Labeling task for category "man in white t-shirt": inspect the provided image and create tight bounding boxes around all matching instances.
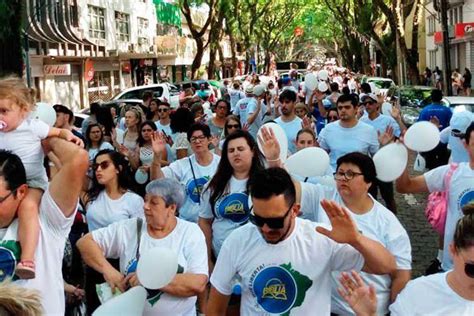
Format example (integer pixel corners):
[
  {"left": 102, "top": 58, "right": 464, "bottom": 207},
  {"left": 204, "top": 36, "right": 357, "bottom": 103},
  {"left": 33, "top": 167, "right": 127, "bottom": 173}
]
[
  {"left": 396, "top": 122, "right": 474, "bottom": 271},
  {"left": 154, "top": 101, "right": 172, "bottom": 136},
  {"left": 228, "top": 81, "right": 246, "bottom": 112},
  {"left": 274, "top": 89, "right": 303, "bottom": 154},
  {"left": 318, "top": 94, "right": 380, "bottom": 170},
  {"left": 207, "top": 168, "right": 396, "bottom": 315},
  {"left": 233, "top": 86, "right": 260, "bottom": 138},
  {"left": 0, "top": 138, "right": 88, "bottom": 314}
]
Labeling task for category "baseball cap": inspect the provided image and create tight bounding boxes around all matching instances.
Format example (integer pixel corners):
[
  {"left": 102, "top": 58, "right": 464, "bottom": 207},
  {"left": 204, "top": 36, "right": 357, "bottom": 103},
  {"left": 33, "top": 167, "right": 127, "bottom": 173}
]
[
  {"left": 360, "top": 93, "right": 377, "bottom": 103},
  {"left": 253, "top": 85, "right": 266, "bottom": 97},
  {"left": 53, "top": 104, "right": 73, "bottom": 117},
  {"left": 245, "top": 85, "right": 254, "bottom": 94},
  {"left": 450, "top": 111, "right": 474, "bottom": 138}
]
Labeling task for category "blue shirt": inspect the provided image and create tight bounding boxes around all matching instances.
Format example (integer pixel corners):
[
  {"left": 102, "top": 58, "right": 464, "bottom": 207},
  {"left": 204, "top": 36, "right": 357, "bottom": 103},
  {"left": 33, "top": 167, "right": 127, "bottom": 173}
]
[
  {"left": 417, "top": 103, "right": 452, "bottom": 130},
  {"left": 360, "top": 114, "right": 401, "bottom": 138}
]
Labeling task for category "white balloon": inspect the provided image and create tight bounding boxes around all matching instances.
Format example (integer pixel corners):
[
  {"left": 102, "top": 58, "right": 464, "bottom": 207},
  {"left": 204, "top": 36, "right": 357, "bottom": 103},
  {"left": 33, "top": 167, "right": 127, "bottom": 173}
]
[
  {"left": 93, "top": 286, "right": 147, "bottom": 316},
  {"left": 318, "top": 69, "right": 329, "bottom": 81},
  {"left": 257, "top": 123, "right": 288, "bottom": 162},
  {"left": 304, "top": 73, "right": 318, "bottom": 90},
  {"left": 137, "top": 247, "right": 178, "bottom": 290},
  {"left": 404, "top": 121, "right": 440, "bottom": 152},
  {"left": 373, "top": 143, "right": 408, "bottom": 182},
  {"left": 31, "top": 102, "right": 56, "bottom": 127},
  {"left": 135, "top": 169, "right": 149, "bottom": 184},
  {"left": 318, "top": 82, "right": 328, "bottom": 92},
  {"left": 259, "top": 76, "right": 271, "bottom": 85},
  {"left": 285, "top": 147, "right": 330, "bottom": 177},
  {"left": 115, "top": 129, "right": 125, "bottom": 144}
]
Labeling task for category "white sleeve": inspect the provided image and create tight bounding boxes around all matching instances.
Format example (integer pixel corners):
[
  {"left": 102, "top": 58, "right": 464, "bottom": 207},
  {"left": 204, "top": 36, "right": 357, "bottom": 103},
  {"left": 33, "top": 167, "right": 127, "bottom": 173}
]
[
  {"left": 199, "top": 185, "right": 214, "bottom": 219},
  {"left": 327, "top": 237, "right": 365, "bottom": 272},
  {"left": 127, "top": 194, "right": 145, "bottom": 219},
  {"left": 91, "top": 220, "right": 127, "bottom": 259},
  {"left": 389, "top": 282, "right": 415, "bottom": 316},
  {"left": 247, "top": 101, "right": 257, "bottom": 115},
  {"left": 174, "top": 133, "right": 190, "bottom": 150},
  {"left": 386, "top": 221, "right": 412, "bottom": 270},
  {"left": 233, "top": 103, "right": 240, "bottom": 116},
  {"left": 39, "top": 188, "right": 76, "bottom": 240},
  {"left": 318, "top": 128, "right": 329, "bottom": 151},
  {"left": 210, "top": 234, "right": 237, "bottom": 295},
  {"left": 423, "top": 165, "right": 449, "bottom": 193},
  {"left": 390, "top": 117, "right": 402, "bottom": 138},
  {"left": 439, "top": 127, "right": 450, "bottom": 144},
  {"left": 30, "top": 119, "right": 50, "bottom": 140},
  {"left": 184, "top": 225, "right": 209, "bottom": 276},
  {"left": 162, "top": 159, "right": 184, "bottom": 180},
  {"left": 102, "top": 142, "right": 115, "bottom": 150},
  {"left": 299, "top": 183, "right": 326, "bottom": 221},
  {"left": 367, "top": 127, "right": 380, "bottom": 155}
]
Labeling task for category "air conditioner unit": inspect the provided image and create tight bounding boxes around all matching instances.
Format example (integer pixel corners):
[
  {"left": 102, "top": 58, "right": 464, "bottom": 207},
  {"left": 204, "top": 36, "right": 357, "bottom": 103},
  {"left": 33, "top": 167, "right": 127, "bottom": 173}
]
[{"left": 108, "top": 49, "right": 118, "bottom": 57}]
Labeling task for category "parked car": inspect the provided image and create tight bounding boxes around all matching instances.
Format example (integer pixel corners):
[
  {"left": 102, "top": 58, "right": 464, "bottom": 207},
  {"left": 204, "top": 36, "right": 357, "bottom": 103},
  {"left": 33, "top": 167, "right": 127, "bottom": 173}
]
[
  {"left": 442, "top": 96, "right": 474, "bottom": 113},
  {"left": 111, "top": 83, "right": 180, "bottom": 108},
  {"left": 362, "top": 76, "right": 396, "bottom": 95},
  {"left": 386, "top": 85, "right": 435, "bottom": 126}
]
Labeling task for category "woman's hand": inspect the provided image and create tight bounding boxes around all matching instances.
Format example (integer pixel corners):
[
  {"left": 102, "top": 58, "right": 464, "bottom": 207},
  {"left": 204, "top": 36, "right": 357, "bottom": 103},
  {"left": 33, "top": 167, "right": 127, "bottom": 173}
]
[
  {"left": 257, "top": 126, "right": 280, "bottom": 161},
  {"left": 103, "top": 266, "right": 126, "bottom": 294},
  {"left": 338, "top": 270, "right": 377, "bottom": 316},
  {"left": 151, "top": 131, "right": 167, "bottom": 157},
  {"left": 210, "top": 135, "right": 220, "bottom": 148}
]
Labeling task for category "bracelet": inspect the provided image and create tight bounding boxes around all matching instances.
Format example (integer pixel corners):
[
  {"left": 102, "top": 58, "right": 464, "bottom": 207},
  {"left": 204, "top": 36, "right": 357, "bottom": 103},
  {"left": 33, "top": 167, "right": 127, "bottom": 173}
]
[{"left": 267, "top": 157, "right": 280, "bottom": 162}]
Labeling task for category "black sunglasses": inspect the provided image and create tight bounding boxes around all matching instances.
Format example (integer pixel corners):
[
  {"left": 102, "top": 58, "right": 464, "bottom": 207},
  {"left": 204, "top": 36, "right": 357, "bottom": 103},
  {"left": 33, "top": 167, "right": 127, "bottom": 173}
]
[
  {"left": 249, "top": 203, "right": 293, "bottom": 229},
  {"left": 158, "top": 108, "right": 169, "bottom": 112},
  {"left": 227, "top": 124, "right": 240, "bottom": 129},
  {"left": 92, "top": 160, "right": 112, "bottom": 171}
]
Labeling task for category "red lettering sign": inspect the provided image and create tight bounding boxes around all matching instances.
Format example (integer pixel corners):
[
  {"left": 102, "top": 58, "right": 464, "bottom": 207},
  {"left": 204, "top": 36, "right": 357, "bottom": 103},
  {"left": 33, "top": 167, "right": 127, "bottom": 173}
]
[
  {"left": 44, "top": 64, "right": 71, "bottom": 76},
  {"left": 455, "top": 22, "right": 474, "bottom": 38}
]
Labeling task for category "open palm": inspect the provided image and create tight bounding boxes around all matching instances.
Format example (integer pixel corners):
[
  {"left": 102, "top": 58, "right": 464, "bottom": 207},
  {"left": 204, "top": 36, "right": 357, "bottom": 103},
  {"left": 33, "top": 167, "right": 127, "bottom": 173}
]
[
  {"left": 151, "top": 131, "right": 167, "bottom": 156},
  {"left": 338, "top": 271, "right": 377, "bottom": 316}
]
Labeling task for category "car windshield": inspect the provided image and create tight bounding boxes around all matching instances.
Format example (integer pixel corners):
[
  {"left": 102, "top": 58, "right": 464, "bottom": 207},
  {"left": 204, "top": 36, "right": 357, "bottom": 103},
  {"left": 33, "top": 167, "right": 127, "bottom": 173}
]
[
  {"left": 369, "top": 79, "right": 393, "bottom": 89},
  {"left": 399, "top": 88, "right": 433, "bottom": 107}
]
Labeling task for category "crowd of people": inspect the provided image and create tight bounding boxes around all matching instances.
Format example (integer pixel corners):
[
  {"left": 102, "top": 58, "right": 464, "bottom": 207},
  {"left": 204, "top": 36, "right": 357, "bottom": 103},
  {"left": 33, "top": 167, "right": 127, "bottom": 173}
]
[
  {"left": 423, "top": 66, "right": 472, "bottom": 96},
  {"left": 0, "top": 67, "right": 473, "bottom": 315}
]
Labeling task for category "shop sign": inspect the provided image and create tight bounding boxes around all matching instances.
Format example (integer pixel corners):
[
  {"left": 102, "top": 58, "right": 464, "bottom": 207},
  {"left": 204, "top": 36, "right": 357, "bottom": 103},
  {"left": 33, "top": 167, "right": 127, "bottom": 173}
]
[
  {"left": 434, "top": 31, "right": 443, "bottom": 44},
  {"left": 455, "top": 22, "right": 474, "bottom": 38},
  {"left": 44, "top": 64, "right": 71, "bottom": 76},
  {"left": 85, "top": 59, "right": 95, "bottom": 82}
]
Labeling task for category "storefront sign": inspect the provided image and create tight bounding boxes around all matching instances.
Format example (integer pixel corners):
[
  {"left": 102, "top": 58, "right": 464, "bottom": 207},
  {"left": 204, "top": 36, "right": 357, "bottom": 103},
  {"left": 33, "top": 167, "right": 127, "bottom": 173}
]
[
  {"left": 85, "top": 59, "right": 95, "bottom": 82},
  {"left": 122, "top": 61, "right": 131, "bottom": 73},
  {"left": 434, "top": 31, "right": 443, "bottom": 44},
  {"left": 44, "top": 64, "right": 71, "bottom": 76},
  {"left": 455, "top": 22, "right": 474, "bottom": 38}
]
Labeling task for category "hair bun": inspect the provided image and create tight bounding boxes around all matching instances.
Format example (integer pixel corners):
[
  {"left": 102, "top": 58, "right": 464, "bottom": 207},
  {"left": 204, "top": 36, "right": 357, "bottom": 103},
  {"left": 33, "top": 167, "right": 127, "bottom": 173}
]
[{"left": 462, "top": 202, "right": 474, "bottom": 216}]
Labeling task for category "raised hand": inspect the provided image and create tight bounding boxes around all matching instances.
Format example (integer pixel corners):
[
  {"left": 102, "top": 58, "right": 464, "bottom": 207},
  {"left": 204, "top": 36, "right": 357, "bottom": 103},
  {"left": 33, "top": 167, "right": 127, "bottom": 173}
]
[
  {"left": 257, "top": 126, "right": 280, "bottom": 161},
  {"left": 151, "top": 131, "right": 167, "bottom": 157},
  {"left": 338, "top": 271, "right": 377, "bottom": 316},
  {"left": 301, "top": 116, "right": 312, "bottom": 129},
  {"left": 377, "top": 125, "right": 394, "bottom": 146},
  {"left": 390, "top": 106, "right": 401, "bottom": 121},
  {"left": 316, "top": 199, "right": 360, "bottom": 245}
]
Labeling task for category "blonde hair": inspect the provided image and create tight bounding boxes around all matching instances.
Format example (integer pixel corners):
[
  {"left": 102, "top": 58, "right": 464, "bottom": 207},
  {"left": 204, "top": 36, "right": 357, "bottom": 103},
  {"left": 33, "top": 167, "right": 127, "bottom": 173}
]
[
  {"left": 295, "top": 103, "right": 308, "bottom": 112},
  {"left": 0, "top": 76, "right": 35, "bottom": 112},
  {"left": 0, "top": 279, "right": 43, "bottom": 315}
]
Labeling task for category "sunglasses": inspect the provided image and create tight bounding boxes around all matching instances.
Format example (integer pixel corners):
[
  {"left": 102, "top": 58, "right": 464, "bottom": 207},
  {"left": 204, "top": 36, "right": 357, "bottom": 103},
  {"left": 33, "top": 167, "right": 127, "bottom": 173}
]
[
  {"left": 92, "top": 160, "right": 112, "bottom": 171},
  {"left": 451, "top": 129, "right": 465, "bottom": 138},
  {"left": 362, "top": 101, "right": 376, "bottom": 106},
  {"left": 249, "top": 203, "right": 293, "bottom": 229},
  {"left": 158, "top": 108, "right": 169, "bottom": 113},
  {"left": 460, "top": 253, "right": 474, "bottom": 278},
  {"left": 328, "top": 116, "right": 338, "bottom": 120},
  {"left": 227, "top": 124, "right": 240, "bottom": 129}
]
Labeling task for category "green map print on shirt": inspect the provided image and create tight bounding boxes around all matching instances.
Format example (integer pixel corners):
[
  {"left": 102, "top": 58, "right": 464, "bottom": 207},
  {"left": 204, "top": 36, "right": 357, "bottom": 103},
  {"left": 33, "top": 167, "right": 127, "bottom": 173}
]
[
  {"left": 146, "top": 264, "right": 185, "bottom": 306},
  {"left": 0, "top": 240, "right": 21, "bottom": 282},
  {"left": 252, "top": 262, "right": 313, "bottom": 315}
]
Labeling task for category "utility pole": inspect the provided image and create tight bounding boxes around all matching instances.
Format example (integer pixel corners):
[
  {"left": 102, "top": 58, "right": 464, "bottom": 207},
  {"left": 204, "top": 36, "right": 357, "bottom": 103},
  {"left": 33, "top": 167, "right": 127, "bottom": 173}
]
[{"left": 439, "top": 0, "right": 452, "bottom": 95}]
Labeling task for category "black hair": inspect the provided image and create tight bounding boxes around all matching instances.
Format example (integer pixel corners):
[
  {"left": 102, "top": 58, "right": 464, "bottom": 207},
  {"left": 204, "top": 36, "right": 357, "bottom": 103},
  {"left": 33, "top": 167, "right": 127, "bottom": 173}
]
[
  {"left": 96, "top": 105, "right": 115, "bottom": 137},
  {"left": 278, "top": 89, "right": 297, "bottom": 103},
  {"left": 224, "top": 115, "right": 242, "bottom": 137},
  {"left": 327, "top": 107, "right": 339, "bottom": 119},
  {"left": 341, "top": 86, "right": 350, "bottom": 95},
  {"left": 187, "top": 123, "right": 211, "bottom": 141},
  {"left": 296, "top": 128, "right": 316, "bottom": 142},
  {"left": 0, "top": 150, "right": 26, "bottom": 193},
  {"left": 137, "top": 120, "right": 158, "bottom": 147},
  {"left": 330, "top": 82, "right": 339, "bottom": 92},
  {"left": 337, "top": 94, "right": 358, "bottom": 107},
  {"left": 170, "top": 107, "right": 194, "bottom": 133},
  {"left": 453, "top": 203, "right": 474, "bottom": 250},
  {"left": 336, "top": 152, "right": 376, "bottom": 184},
  {"left": 465, "top": 122, "right": 474, "bottom": 144},
  {"left": 215, "top": 99, "right": 231, "bottom": 114},
  {"left": 90, "top": 102, "right": 101, "bottom": 116},
  {"left": 85, "top": 123, "right": 105, "bottom": 150},
  {"left": 142, "top": 90, "right": 153, "bottom": 102},
  {"left": 86, "top": 149, "right": 136, "bottom": 203},
  {"left": 431, "top": 89, "right": 443, "bottom": 103},
  {"left": 249, "top": 167, "right": 296, "bottom": 208},
  {"left": 207, "top": 130, "right": 265, "bottom": 215},
  {"left": 360, "top": 83, "right": 372, "bottom": 94}
]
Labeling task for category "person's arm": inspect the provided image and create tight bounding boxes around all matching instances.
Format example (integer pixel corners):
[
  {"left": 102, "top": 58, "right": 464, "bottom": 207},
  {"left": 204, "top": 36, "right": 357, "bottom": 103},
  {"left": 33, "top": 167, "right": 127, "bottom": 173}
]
[
  {"left": 198, "top": 217, "right": 215, "bottom": 274},
  {"left": 44, "top": 137, "right": 89, "bottom": 217},
  {"left": 316, "top": 200, "right": 396, "bottom": 275},
  {"left": 390, "top": 107, "right": 407, "bottom": 135},
  {"left": 247, "top": 99, "right": 262, "bottom": 125},
  {"left": 150, "top": 131, "right": 167, "bottom": 180},
  {"left": 207, "top": 286, "right": 231, "bottom": 316},
  {"left": 390, "top": 269, "right": 411, "bottom": 302},
  {"left": 160, "top": 273, "right": 208, "bottom": 297},
  {"left": 395, "top": 168, "right": 428, "bottom": 193}
]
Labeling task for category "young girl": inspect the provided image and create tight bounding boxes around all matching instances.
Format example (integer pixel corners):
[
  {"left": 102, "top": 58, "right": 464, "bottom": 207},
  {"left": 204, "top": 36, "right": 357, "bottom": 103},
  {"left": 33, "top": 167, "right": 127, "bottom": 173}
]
[{"left": 0, "top": 76, "right": 82, "bottom": 279}]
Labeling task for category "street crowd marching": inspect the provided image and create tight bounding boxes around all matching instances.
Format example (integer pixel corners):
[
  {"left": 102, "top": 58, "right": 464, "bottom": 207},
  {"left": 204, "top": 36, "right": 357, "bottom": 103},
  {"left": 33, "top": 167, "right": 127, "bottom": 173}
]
[{"left": 0, "top": 66, "right": 473, "bottom": 316}]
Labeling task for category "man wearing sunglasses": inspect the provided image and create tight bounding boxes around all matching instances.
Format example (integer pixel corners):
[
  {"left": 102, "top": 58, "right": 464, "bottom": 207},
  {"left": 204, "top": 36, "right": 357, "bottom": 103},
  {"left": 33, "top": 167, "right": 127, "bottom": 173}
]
[
  {"left": 0, "top": 138, "right": 88, "bottom": 315},
  {"left": 208, "top": 168, "right": 396, "bottom": 315},
  {"left": 154, "top": 101, "right": 172, "bottom": 136}
]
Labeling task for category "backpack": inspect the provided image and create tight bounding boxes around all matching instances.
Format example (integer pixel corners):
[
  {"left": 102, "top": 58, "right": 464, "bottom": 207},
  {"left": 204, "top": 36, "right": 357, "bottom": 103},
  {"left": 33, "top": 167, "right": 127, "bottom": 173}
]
[{"left": 424, "top": 163, "right": 458, "bottom": 234}]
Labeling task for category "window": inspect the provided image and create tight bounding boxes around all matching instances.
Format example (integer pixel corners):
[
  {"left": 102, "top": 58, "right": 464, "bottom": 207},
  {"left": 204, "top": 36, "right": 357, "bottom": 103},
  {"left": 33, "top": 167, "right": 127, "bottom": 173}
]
[
  {"left": 88, "top": 5, "right": 106, "bottom": 39},
  {"left": 137, "top": 17, "right": 149, "bottom": 45},
  {"left": 69, "top": 0, "right": 79, "bottom": 27},
  {"left": 429, "top": 50, "right": 437, "bottom": 70},
  {"left": 115, "top": 11, "right": 130, "bottom": 42},
  {"left": 428, "top": 15, "right": 436, "bottom": 34},
  {"left": 156, "top": 23, "right": 179, "bottom": 36}
]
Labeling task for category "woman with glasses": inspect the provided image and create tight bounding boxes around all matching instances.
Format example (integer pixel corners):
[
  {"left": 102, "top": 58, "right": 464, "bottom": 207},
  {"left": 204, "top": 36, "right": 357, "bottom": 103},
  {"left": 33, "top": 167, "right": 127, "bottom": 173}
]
[
  {"left": 151, "top": 123, "right": 220, "bottom": 223},
  {"left": 85, "top": 123, "right": 114, "bottom": 163},
  {"left": 339, "top": 203, "right": 474, "bottom": 315},
  {"left": 81, "top": 149, "right": 143, "bottom": 313},
  {"left": 214, "top": 115, "right": 242, "bottom": 156},
  {"left": 208, "top": 99, "right": 230, "bottom": 138},
  {"left": 326, "top": 108, "right": 339, "bottom": 123}
]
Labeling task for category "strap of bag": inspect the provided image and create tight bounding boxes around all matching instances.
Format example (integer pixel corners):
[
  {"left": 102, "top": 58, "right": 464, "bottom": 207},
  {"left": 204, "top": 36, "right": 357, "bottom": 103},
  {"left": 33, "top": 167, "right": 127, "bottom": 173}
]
[
  {"left": 444, "top": 163, "right": 459, "bottom": 193},
  {"left": 135, "top": 217, "right": 143, "bottom": 261},
  {"left": 188, "top": 157, "right": 201, "bottom": 205}
]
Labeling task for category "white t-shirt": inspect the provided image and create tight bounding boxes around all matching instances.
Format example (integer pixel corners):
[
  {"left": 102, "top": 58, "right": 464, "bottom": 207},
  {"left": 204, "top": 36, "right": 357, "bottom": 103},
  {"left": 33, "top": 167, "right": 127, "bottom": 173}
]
[
  {"left": 360, "top": 114, "right": 401, "bottom": 138},
  {"left": 88, "top": 142, "right": 114, "bottom": 162},
  {"left": 274, "top": 116, "right": 303, "bottom": 154},
  {"left": 246, "top": 99, "right": 266, "bottom": 138},
  {"left": 86, "top": 191, "right": 144, "bottom": 231},
  {"left": 199, "top": 176, "right": 249, "bottom": 255},
  {"left": 0, "top": 188, "right": 75, "bottom": 315},
  {"left": 210, "top": 218, "right": 365, "bottom": 315},
  {"left": 0, "top": 118, "right": 49, "bottom": 182},
  {"left": 318, "top": 121, "right": 379, "bottom": 170},
  {"left": 229, "top": 89, "right": 246, "bottom": 112},
  {"left": 298, "top": 182, "right": 339, "bottom": 222},
  {"left": 389, "top": 271, "right": 474, "bottom": 315},
  {"left": 424, "top": 162, "right": 474, "bottom": 270},
  {"left": 92, "top": 218, "right": 208, "bottom": 316},
  {"left": 233, "top": 97, "right": 257, "bottom": 129},
  {"left": 162, "top": 154, "right": 220, "bottom": 222},
  {"left": 440, "top": 127, "right": 470, "bottom": 163},
  {"left": 155, "top": 121, "right": 172, "bottom": 136}
]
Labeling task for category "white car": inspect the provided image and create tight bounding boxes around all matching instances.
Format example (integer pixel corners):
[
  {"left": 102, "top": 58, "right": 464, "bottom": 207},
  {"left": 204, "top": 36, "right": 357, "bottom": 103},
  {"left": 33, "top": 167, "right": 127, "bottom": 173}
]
[
  {"left": 363, "top": 77, "right": 396, "bottom": 95},
  {"left": 442, "top": 96, "right": 474, "bottom": 113},
  {"left": 112, "top": 83, "right": 180, "bottom": 108}
]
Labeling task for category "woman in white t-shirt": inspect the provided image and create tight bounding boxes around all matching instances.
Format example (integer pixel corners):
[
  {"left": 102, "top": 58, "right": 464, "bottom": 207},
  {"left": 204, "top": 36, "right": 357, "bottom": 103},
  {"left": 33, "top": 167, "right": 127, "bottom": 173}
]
[
  {"left": 339, "top": 204, "right": 474, "bottom": 316},
  {"left": 77, "top": 178, "right": 208, "bottom": 316},
  {"left": 85, "top": 123, "right": 114, "bottom": 163}
]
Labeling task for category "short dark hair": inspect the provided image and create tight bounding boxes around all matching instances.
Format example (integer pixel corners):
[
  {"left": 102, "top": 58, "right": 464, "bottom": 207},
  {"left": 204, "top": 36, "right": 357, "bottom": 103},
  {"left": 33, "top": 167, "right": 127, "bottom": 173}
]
[
  {"left": 142, "top": 90, "right": 153, "bottom": 102},
  {"left": 336, "top": 152, "right": 376, "bottom": 184},
  {"left": 137, "top": 120, "right": 158, "bottom": 146},
  {"left": 431, "top": 89, "right": 443, "bottom": 102},
  {"left": 360, "top": 83, "right": 372, "bottom": 93},
  {"left": 279, "top": 89, "right": 297, "bottom": 103},
  {"left": 249, "top": 168, "right": 295, "bottom": 208},
  {"left": 187, "top": 123, "right": 211, "bottom": 141},
  {"left": 336, "top": 94, "right": 358, "bottom": 107},
  {"left": 330, "top": 82, "right": 339, "bottom": 92},
  {"left": 465, "top": 122, "right": 474, "bottom": 143},
  {"left": 53, "top": 104, "right": 74, "bottom": 124},
  {"left": 0, "top": 150, "right": 27, "bottom": 192}
]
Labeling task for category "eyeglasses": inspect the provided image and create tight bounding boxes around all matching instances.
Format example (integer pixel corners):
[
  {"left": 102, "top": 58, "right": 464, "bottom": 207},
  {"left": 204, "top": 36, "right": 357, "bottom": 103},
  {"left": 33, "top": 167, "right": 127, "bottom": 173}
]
[
  {"left": 362, "top": 101, "right": 376, "bottom": 106},
  {"left": 190, "top": 135, "right": 207, "bottom": 143},
  {"left": 0, "top": 188, "right": 17, "bottom": 204},
  {"left": 334, "top": 170, "right": 364, "bottom": 181},
  {"left": 249, "top": 203, "right": 294, "bottom": 229},
  {"left": 328, "top": 116, "right": 338, "bottom": 120},
  {"left": 92, "top": 160, "right": 112, "bottom": 171},
  {"left": 460, "top": 253, "right": 474, "bottom": 278},
  {"left": 158, "top": 108, "right": 169, "bottom": 113},
  {"left": 227, "top": 124, "right": 240, "bottom": 129}
]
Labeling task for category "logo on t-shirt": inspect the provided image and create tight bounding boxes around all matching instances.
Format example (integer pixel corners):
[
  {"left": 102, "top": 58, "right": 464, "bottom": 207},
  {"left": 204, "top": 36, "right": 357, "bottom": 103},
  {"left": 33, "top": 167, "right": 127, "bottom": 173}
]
[
  {"left": 458, "top": 189, "right": 474, "bottom": 210},
  {"left": 249, "top": 263, "right": 312, "bottom": 315},
  {"left": 185, "top": 177, "right": 209, "bottom": 203},
  {"left": 216, "top": 193, "right": 249, "bottom": 223},
  {"left": 0, "top": 240, "right": 20, "bottom": 282}
]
